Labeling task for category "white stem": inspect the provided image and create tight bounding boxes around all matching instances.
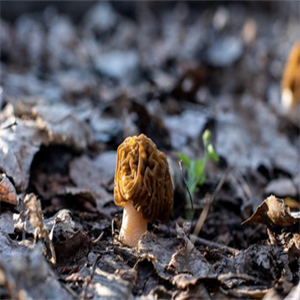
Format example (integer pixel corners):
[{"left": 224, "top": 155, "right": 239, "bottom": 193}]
[{"left": 119, "top": 201, "right": 148, "bottom": 247}]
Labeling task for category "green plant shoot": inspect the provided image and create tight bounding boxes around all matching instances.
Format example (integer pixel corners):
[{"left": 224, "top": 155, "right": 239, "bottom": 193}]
[{"left": 178, "top": 129, "right": 219, "bottom": 219}]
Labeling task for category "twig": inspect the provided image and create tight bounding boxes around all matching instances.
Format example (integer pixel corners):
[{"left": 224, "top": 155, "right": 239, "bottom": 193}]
[
  {"left": 62, "top": 283, "right": 80, "bottom": 299},
  {"left": 80, "top": 254, "right": 101, "bottom": 300},
  {"left": 91, "top": 232, "right": 104, "bottom": 245},
  {"left": 191, "top": 166, "right": 232, "bottom": 244},
  {"left": 191, "top": 234, "right": 239, "bottom": 255},
  {"left": 154, "top": 223, "right": 239, "bottom": 256},
  {"left": 218, "top": 272, "right": 269, "bottom": 285},
  {"left": 0, "top": 120, "right": 17, "bottom": 130},
  {"left": 178, "top": 159, "right": 193, "bottom": 210}
]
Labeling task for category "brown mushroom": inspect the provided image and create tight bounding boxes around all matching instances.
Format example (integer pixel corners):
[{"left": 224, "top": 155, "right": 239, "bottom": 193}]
[
  {"left": 281, "top": 42, "right": 300, "bottom": 111},
  {"left": 114, "top": 134, "right": 173, "bottom": 247}
]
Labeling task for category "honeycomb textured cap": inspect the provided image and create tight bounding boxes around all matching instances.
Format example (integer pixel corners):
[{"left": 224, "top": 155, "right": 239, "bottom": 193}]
[{"left": 114, "top": 134, "right": 173, "bottom": 223}]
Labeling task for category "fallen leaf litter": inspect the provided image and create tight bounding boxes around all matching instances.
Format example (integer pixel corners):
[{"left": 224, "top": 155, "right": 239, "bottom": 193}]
[{"left": 0, "top": 2, "right": 299, "bottom": 300}]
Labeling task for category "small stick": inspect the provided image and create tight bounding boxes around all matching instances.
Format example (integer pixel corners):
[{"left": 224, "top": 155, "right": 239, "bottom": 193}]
[
  {"left": 155, "top": 223, "right": 239, "bottom": 256},
  {"left": 62, "top": 284, "right": 80, "bottom": 300},
  {"left": 81, "top": 254, "right": 101, "bottom": 300},
  {"left": 191, "top": 166, "right": 232, "bottom": 243},
  {"left": 0, "top": 120, "right": 17, "bottom": 130},
  {"left": 62, "top": 283, "right": 80, "bottom": 299},
  {"left": 191, "top": 234, "right": 239, "bottom": 255},
  {"left": 178, "top": 159, "right": 193, "bottom": 210}
]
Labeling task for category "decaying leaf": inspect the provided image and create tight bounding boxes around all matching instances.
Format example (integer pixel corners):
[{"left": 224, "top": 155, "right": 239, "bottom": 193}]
[
  {"left": 0, "top": 174, "right": 18, "bottom": 205},
  {"left": 0, "top": 212, "right": 15, "bottom": 235},
  {"left": 22, "top": 194, "right": 56, "bottom": 265},
  {"left": 55, "top": 230, "right": 91, "bottom": 263},
  {"left": 169, "top": 246, "right": 214, "bottom": 289},
  {"left": 242, "top": 195, "right": 300, "bottom": 227},
  {"left": 69, "top": 153, "right": 115, "bottom": 199},
  {"left": 137, "top": 232, "right": 181, "bottom": 280},
  {"left": 43, "top": 209, "right": 76, "bottom": 241},
  {"left": 0, "top": 245, "right": 71, "bottom": 300},
  {"left": 172, "top": 283, "right": 212, "bottom": 300},
  {"left": 0, "top": 117, "right": 46, "bottom": 192},
  {"left": 242, "top": 195, "right": 300, "bottom": 274},
  {"left": 85, "top": 268, "right": 135, "bottom": 300},
  {"left": 14, "top": 208, "right": 76, "bottom": 240},
  {"left": 32, "top": 103, "right": 92, "bottom": 151},
  {"left": 0, "top": 231, "right": 33, "bottom": 259}
]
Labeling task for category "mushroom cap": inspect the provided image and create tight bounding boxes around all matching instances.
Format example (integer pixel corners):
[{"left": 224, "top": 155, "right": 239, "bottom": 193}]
[
  {"left": 114, "top": 134, "right": 173, "bottom": 223},
  {"left": 281, "top": 42, "right": 300, "bottom": 106}
]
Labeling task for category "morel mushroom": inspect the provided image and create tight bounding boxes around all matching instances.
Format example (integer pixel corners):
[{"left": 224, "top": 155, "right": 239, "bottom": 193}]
[
  {"left": 114, "top": 134, "right": 173, "bottom": 247},
  {"left": 281, "top": 42, "right": 300, "bottom": 110}
]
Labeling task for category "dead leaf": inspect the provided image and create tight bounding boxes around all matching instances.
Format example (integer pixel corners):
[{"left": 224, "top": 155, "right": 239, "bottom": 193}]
[
  {"left": 85, "top": 268, "right": 135, "bottom": 300},
  {"left": 69, "top": 153, "right": 116, "bottom": 197},
  {"left": 0, "top": 212, "right": 15, "bottom": 234},
  {"left": 32, "top": 103, "right": 92, "bottom": 151},
  {"left": 0, "top": 174, "right": 18, "bottom": 205},
  {"left": 0, "top": 231, "right": 33, "bottom": 259},
  {"left": 55, "top": 230, "right": 91, "bottom": 263},
  {"left": 27, "top": 194, "right": 56, "bottom": 264},
  {"left": 168, "top": 247, "right": 214, "bottom": 289},
  {"left": 284, "top": 197, "right": 300, "bottom": 210},
  {"left": 0, "top": 116, "right": 46, "bottom": 192},
  {"left": 242, "top": 195, "right": 299, "bottom": 227},
  {"left": 172, "top": 283, "right": 212, "bottom": 300},
  {"left": 262, "top": 289, "right": 282, "bottom": 300},
  {"left": 0, "top": 245, "right": 71, "bottom": 300},
  {"left": 221, "top": 285, "right": 271, "bottom": 299},
  {"left": 137, "top": 232, "right": 181, "bottom": 280}
]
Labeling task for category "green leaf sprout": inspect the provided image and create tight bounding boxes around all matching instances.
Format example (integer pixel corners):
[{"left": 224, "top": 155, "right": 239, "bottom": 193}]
[{"left": 178, "top": 129, "right": 219, "bottom": 219}]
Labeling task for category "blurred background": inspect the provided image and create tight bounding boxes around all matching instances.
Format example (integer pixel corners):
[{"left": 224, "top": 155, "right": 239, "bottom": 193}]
[{"left": 0, "top": 0, "right": 299, "bottom": 20}]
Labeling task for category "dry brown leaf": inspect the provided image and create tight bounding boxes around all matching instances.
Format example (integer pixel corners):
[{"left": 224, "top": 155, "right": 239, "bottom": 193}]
[
  {"left": 55, "top": 230, "right": 91, "bottom": 263},
  {"left": 24, "top": 194, "right": 56, "bottom": 265},
  {"left": 172, "top": 283, "right": 212, "bottom": 300},
  {"left": 284, "top": 197, "right": 300, "bottom": 210},
  {"left": 242, "top": 195, "right": 299, "bottom": 227},
  {"left": 0, "top": 174, "right": 18, "bottom": 205}
]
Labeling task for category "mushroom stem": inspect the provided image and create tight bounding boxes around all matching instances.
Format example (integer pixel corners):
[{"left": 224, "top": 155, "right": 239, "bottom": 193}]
[{"left": 119, "top": 200, "right": 147, "bottom": 247}]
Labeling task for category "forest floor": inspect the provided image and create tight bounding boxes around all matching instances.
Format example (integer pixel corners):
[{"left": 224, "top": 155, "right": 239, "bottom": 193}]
[{"left": 0, "top": 2, "right": 299, "bottom": 300}]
